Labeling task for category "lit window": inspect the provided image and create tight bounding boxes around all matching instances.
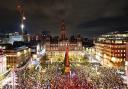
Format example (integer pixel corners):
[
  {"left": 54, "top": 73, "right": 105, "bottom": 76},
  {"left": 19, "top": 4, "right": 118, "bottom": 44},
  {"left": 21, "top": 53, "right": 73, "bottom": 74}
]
[
  {"left": 115, "top": 40, "right": 122, "bottom": 44},
  {"left": 78, "top": 43, "right": 81, "bottom": 46}
]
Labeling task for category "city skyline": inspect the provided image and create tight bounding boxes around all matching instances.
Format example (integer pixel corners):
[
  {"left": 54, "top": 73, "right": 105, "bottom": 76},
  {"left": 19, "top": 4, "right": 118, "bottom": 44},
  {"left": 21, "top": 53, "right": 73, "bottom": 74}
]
[
  {"left": 0, "top": 0, "right": 128, "bottom": 38},
  {"left": 0, "top": 1, "right": 128, "bottom": 88}
]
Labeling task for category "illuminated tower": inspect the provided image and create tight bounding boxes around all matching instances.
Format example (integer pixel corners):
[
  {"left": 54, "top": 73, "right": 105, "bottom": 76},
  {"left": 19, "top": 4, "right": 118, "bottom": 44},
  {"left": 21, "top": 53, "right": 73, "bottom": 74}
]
[
  {"left": 60, "top": 20, "right": 67, "bottom": 40},
  {"left": 64, "top": 47, "right": 70, "bottom": 73}
]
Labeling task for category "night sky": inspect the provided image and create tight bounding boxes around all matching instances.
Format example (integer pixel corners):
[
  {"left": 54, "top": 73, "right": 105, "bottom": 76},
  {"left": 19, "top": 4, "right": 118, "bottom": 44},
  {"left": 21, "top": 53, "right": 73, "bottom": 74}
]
[{"left": 0, "top": 0, "right": 128, "bottom": 38}]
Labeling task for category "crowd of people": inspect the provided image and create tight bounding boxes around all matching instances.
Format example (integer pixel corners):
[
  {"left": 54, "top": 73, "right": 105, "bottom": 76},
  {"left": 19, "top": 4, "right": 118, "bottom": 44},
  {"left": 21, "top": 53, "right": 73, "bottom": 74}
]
[
  {"left": 2, "top": 61, "right": 127, "bottom": 89},
  {"left": 77, "top": 64, "right": 127, "bottom": 89}
]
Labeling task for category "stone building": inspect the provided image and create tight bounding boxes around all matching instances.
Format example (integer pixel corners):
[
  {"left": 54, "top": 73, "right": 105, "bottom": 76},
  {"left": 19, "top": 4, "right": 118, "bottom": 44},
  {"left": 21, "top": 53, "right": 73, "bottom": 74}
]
[{"left": 45, "top": 20, "right": 83, "bottom": 62}]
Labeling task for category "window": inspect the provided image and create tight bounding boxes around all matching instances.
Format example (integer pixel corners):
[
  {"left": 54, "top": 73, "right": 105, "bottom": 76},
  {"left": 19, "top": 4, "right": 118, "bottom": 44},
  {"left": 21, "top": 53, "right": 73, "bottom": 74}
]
[
  {"left": 115, "top": 40, "right": 122, "bottom": 44},
  {"left": 78, "top": 43, "right": 81, "bottom": 47}
]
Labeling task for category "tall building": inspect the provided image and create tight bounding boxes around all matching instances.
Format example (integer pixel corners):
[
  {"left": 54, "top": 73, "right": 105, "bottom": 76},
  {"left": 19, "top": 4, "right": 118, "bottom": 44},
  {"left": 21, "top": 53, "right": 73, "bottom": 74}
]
[
  {"left": 2, "top": 32, "right": 24, "bottom": 44},
  {"left": 94, "top": 31, "right": 128, "bottom": 68},
  {"left": 5, "top": 46, "right": 31, "bottom": 68},
  {"left": 0, "top": 49, "right": 7, "bottom": 74},
  {"left": 45, "top": 20, "right": 83, "bottom": 62}
]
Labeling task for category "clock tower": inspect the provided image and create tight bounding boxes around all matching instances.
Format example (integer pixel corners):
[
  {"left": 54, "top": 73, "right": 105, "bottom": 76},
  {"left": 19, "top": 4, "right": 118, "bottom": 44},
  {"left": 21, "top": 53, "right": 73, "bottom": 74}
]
[{"left": 60, "top": 20, "right": 67, "bottom": 40}]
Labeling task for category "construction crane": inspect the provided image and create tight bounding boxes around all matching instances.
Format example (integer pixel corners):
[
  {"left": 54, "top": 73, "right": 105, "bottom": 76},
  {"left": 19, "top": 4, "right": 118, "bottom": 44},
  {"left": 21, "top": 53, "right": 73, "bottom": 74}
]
[{"left": 17, "top": 0, "right": 26, "bottom": 36}]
